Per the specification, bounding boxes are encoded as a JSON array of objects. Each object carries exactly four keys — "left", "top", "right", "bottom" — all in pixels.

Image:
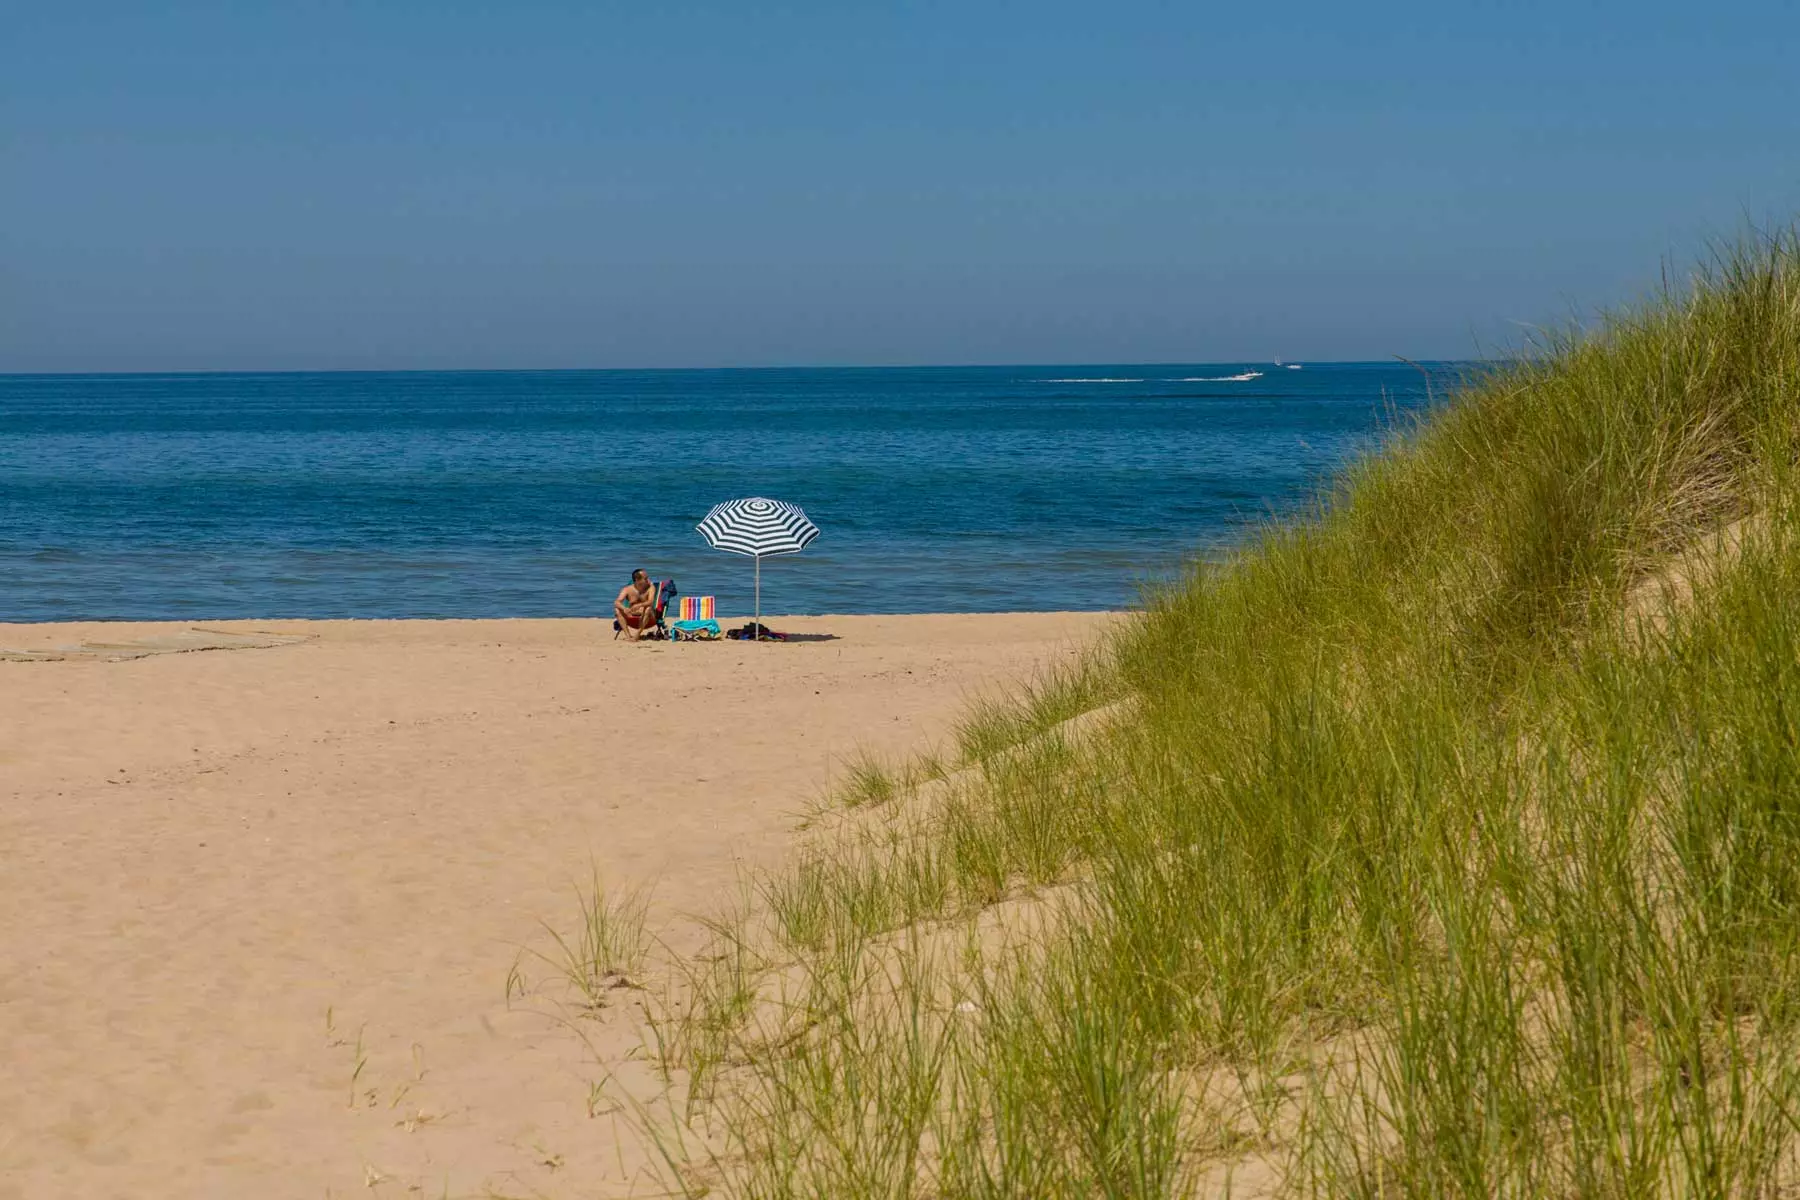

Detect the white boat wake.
[{"left": 1038, "top": 371, "right": 1266, "bottom": 384}]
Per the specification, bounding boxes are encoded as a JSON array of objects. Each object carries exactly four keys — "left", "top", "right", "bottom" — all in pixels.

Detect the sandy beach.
[{"left": 0, "top": 612, "right": 1111, "bottom": 1199}]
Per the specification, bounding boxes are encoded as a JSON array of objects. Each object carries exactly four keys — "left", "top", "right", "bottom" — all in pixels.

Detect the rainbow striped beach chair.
[{"left": 672, "top": 594, "right": 721, "bottom": 640}]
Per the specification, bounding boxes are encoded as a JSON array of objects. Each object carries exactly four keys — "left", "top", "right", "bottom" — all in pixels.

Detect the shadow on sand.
[{"left": 724, "top": 632, "right": 840, "bottom": 643}]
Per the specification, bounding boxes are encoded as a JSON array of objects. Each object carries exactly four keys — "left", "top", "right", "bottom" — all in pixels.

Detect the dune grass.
[
  {"left": 640, "top": 230, "right": 1800, "bottom": 1197},
  {"left": 521, "top": 868, "right": 652, "bottom": 1010}
]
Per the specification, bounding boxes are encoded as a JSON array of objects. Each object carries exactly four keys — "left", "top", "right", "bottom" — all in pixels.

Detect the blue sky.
[{"left": 4, "top": 2, "right": 1796, "bottom": 371}]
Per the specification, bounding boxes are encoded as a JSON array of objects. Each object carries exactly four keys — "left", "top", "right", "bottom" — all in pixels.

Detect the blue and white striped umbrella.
[
  {"left": 695, "top": 496, "right": 819, "bottom": 558},
  {"left": 695, "top": 497, "right": 820, "bottom": 636}
]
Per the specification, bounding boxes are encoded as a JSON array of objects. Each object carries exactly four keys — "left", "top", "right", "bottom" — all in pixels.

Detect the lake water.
[{"left": 0, "top": 363, "right": 1453, "bottom": 621}]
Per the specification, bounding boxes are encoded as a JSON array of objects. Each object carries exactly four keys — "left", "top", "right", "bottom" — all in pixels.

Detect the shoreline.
[
  {"left": 0, "top": 611, "right": 1112, "bottom": 1198},
  {"left": 0, "top": 612, "right": 1116, "bottom": 658},
  {"left": 0, "top": 609, "right": 1112, "bottom": 632}
]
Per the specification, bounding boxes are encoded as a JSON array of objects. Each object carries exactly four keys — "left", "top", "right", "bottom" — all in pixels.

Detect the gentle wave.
[{"left": 1040, "top": 377, "right": 1145, "bottom": 383}]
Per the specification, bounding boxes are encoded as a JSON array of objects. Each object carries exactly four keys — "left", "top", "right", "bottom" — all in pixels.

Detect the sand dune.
[{"left": 0, "top": 613, "right": 1110, "bottom": 1199}]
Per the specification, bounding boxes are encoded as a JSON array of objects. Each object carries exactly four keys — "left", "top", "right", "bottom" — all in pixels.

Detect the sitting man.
[{"left": 613, "top": 569, "right": 663, "bottom": 640}]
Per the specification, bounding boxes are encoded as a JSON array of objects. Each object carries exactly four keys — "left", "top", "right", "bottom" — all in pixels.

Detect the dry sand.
[{"left": 0, "top": 612, "right": 1111, "bottom": 1199}]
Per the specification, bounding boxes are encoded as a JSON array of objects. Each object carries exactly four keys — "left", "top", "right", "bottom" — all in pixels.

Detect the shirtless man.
[{"left": 614, "top": 569, "right": 661, "bottom": 640}]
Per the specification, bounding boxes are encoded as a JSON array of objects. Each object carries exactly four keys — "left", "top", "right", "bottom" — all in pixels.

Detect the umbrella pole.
[{"left": 754, "top": 555, "right": 761, "bottom": 641}]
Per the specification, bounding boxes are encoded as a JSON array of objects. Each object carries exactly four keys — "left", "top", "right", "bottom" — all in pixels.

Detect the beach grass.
[
  {"left": 638, "top": 229, "right": 1800, "bottom": 1196},
  {"left": 528, "top": 868, "right": 652, "bottom": 1010}
]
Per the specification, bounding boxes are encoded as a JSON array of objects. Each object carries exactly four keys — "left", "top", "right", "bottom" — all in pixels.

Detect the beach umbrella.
[{"left": 696, "top": 497, "right": 820, "bottom": 639}]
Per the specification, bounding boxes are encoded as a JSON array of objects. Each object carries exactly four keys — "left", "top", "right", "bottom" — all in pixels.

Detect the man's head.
[{"left": 631, "top": 568, "right": 648, "bottom": 586}]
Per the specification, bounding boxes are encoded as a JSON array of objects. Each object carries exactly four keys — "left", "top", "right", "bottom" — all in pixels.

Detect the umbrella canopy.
[
  {"left": 695, "top": 497, "right": 819, "bottom": 637},
  {"left": 696, "top": 497, "right": 819, "bottom": 558}
]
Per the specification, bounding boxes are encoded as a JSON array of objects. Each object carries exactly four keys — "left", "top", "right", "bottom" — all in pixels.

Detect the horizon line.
[{"left": 0, "top": 356, "right": 1501, "bottom": 379}]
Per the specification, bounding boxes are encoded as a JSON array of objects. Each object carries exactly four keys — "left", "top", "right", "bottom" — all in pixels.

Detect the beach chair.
[{"left": 670, "top": 594, "right": 719, "bottom": 641}]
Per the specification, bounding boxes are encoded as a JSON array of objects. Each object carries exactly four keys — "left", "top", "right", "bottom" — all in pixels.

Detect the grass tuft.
[{"left": 534, "top": 867, "right": 651, "bottom": 1009}]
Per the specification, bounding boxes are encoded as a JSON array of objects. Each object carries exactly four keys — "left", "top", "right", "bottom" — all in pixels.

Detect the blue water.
[{"left": 0, "top": 364, "right": 1453, "bottom": 621}]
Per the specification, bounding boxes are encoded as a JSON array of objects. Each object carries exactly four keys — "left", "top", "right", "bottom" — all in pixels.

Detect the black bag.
[{"left": 726, "top": 622, "right": 786, "bottom": 641}]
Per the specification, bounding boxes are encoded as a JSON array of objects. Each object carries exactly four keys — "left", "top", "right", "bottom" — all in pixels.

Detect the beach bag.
[{"left": 726, "top": 622, "right": 787, "bottom": 641}]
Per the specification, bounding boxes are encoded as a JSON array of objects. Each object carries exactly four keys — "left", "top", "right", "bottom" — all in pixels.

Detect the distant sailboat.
[{"left": 1274, "top": 357, "right": 1302, "bottom": 370}]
